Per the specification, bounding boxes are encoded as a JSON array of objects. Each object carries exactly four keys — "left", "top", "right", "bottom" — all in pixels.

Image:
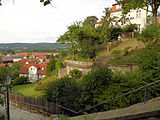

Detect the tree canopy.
[{"left": 116, "top": 0, "right": 160, "bottom": 20}]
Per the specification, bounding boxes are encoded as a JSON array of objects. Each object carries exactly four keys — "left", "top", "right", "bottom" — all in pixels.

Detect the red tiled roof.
[
  {"left": 0, "top": 63, "right": 5, "bottom": 67},
  {"left": 18, "top": 63, "right": 46, "bottom": 75},
  {"left": 18, "top": 59, "right": 40, "bottom": 65}
]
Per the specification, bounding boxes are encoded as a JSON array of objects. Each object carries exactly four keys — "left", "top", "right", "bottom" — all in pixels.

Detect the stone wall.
[
  {"left": 58, "top": 60, "right": 139, "bottom": 78},
  {"left": 109, "top": 64, "right": 139, "bottom": 74},
  {"left": 58, "top": 68, "right": 67, "bottom": 78},
  {"left": 65, "top": 60, "right": 93, "bottom": 75}
]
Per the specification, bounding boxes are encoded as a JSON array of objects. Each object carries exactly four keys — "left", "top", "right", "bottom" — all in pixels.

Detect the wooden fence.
[{"left": 9, "top": 93, "right": 58, "bottom": 117}]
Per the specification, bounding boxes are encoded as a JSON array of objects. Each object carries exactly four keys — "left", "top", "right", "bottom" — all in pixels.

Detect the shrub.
[
  {"left": 44, "top": 76, "right": 82, "bottom": 114},
  {"left": 108, "top": 27, "right": 122, "bottom": 42},
  {"left": 69, "top": 69, "right": 82, "bottom": 79},
  {"left": 81, "top": 66, "right": 112, "bottom": 110},
  {"left": 138, "top": 22, "right": 160, "bottom": 43},
  {"left": 12, "top": 76, "right": 29, "bottom": 85},
  {"left": 122, "top": 24, "right": 137, "bottom": 32}
]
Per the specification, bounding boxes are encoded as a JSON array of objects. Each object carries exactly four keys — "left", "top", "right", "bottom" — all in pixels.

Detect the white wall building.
[{"left": 96, "top": 3, "right": 147, "bottom": 32}]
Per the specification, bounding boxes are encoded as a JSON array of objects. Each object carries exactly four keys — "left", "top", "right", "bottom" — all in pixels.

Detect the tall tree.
[
  {"left": 116, "top": 0, "right": 160, "bottom": 21},
  {"left": 83, "top": 16, "right": 98, "bottom": 27},
  {"left": 57, "top": 22, "right": 81, "bottom": 60}
]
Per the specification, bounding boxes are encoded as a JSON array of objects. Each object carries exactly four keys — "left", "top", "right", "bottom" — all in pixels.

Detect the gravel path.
[{"left": 0, "top": 105, "right": 53, "bottom": 120}]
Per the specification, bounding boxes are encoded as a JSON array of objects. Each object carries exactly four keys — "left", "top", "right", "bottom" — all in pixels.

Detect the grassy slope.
[
  {"left": 97, "top": 38, "right": 144, "bottom": 59},
  {"left": 12, "top": 84, "right": 44, "bottom": 98}
]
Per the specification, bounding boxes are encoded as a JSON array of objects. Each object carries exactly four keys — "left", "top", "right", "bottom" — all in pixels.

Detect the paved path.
[
  {"left": 71, "top": 97, "right": 160, "bottom": 120},
  {"left": 0, "top": 105, "right": 53, "bottom": 120}
]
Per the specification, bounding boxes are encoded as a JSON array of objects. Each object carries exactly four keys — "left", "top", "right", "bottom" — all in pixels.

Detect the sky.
[{"left": 0, "top": 0, "right": 115, "bottom": 43}]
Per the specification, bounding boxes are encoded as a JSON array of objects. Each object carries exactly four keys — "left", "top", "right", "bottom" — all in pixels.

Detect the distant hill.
[{"left": 0, "top": 43, "right": 71, "bottom": 50}]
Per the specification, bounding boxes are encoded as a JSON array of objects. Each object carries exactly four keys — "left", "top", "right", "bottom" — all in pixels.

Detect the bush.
[
  {"left": 12, "top": 76, "right": 29, "bottom": 85},
  {"left": 69, "top": 69, "right": 82, "bottom": 79},
  {"left": 44, "top": 77, "right": 82, "bottom": 114},
  {"left": 122, "top": 24, "right": 137, "bottom": 33},
  {"left": 108, "top": 27, "right": 122, "bottom": 42},
  {"left": 81, "top": 66, "right": 112, "bottom": 110},
  {"left": 138, "top": 23, "right": 160, "bottom": 43}
]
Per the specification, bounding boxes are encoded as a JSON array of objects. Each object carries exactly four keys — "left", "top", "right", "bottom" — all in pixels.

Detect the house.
[
  {"left": 12, "top": 54, "right": 23, "bottom": 62},
  {"left": 1, "top": 55, "right": 13, "bottom": 64},
  {"left": 96, "top": 3, "right": 147, "bottom": 32},
  {"left": 18, "top": 63, "right": 46, "bottom": 82},
  {"left": 18, "top": 59, "right": 40, "bottom": 65}
]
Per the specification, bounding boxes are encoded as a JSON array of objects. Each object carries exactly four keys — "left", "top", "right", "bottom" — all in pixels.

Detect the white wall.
[{"left": 110, "top": 7, "right": 147, "bottom": 31}]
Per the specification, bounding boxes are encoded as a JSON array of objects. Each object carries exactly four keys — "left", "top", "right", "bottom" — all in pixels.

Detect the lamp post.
[{"left": 5, "top": 75, "right": 11, "bottom": 120}]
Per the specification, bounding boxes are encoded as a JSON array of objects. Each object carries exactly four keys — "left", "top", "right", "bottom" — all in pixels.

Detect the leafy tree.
[
  {"left": 46, "top": 55, "right": 57, "bottom": 76},
  {"left": 116, "top": 0, "right": 160, "bottom": 21},
  {"left": 83, "top": 16, "right": 98, "bottom": 28},
  {"left": 100, "top": 8, "right": 120, "bottom": 43},
  {"left": 57, "top": 22, "right": 81, "bottom": 60},
  {"left": 77, "top": 26, "right": 100, "bottom": 61}
]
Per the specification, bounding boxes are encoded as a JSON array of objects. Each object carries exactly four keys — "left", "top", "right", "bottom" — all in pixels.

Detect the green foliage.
[
  {"left": 69, "top": 69, "right": 82, "bottom": 79},
  {"left": 12, "top": 76, "right": 29, "bottom": 85},
  {"left": 111, "top": 50, "right": 121, "bottom": 57},
  {"left": 44, "top": 77, "right": 82, "bottom": 113},
  {"left": 46, "top": 55, "right": 57, "bottom": 76},
  {"left": 118, "top": 0, "right": 159, "bottom": 20},
  {"left": 138, "top": 23, "right": 160, "bottom": 43},
  {"left": 122, "top": 24, "right": 137, "bottom": 33},
  {"left": 83, "top": 16, "right": 98, "bottom": 27},
  {"left": 81, "top": 67, "right": 112, "bottom": 109},
  {"left": 34, "top": 75, "right": 57, "bottom": 91},
  {"left": 55, "top": 60, "right": 64, "bottom": 75},
  {"left": 77, "top": 26, "right": 100, "bottom": 60}
]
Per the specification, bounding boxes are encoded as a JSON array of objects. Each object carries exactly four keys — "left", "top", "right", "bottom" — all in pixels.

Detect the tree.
[
  {"left": 116, "top": 0, "right": 160, "bottom": 21},
  {"left": 83, "top": 16, "right": 98, "bottom": 28},
  {"left": 57, "top": 22, "right": 81, "bottom": 60},
  {"left": 46, "top": 55, "right": 57, "bottom": 76}
]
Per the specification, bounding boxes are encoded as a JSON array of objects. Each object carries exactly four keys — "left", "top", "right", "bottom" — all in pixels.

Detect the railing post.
[
  {"left": 58, "top": 106, "right": 60, "bottom": 118},
  {"left": 110, "top": 101, "right": 112, "bottom": 110},
  {"left": 144, "top": 89, "right": 147, "bottom": 104}
]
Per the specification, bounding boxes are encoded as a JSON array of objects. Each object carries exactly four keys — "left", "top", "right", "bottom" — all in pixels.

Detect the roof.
[
  {"left": 1, "top": 56, "right": 13, "bottom": 62},
  {"left": 18, "top": 59, "right": 40, "bottom": 65},
  {"left": 0, "top": 63, "right": 5, "bottom": 67},
  {"left": 18, "top": 63, "right": 46, "bottom": 75}
]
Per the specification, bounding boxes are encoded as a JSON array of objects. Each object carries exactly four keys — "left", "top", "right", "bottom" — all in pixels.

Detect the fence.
[
  {"left": 9, "top": 93, "right": 57, "bottom": 117},
  {"left": 9, "top": 79, "right": 160, "bottom": 118}
]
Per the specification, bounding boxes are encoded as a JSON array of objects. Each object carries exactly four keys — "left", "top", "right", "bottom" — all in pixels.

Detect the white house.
[
  {"left": 96, "top": 3, "right": 147, "bottom": 32},
  {"left": 18, "top": 63, "right": 46, "bottom": 82}
]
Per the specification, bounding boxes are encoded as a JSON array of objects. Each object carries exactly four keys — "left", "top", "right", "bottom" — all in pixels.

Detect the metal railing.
[
  {"left": 57, "top": 79, "right": 160, "bottom": 115},
  {"left": 9, "top": 79, "right": 160, "bottom": 117}
]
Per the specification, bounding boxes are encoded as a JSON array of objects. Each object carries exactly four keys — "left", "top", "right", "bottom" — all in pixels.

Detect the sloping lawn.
[{"left": 11, "top": 84, "right": 44, "bottom": 98}]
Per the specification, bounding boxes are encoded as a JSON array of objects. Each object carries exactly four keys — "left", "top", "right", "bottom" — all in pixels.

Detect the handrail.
[
  {"left": 58, "top": 79, "right": 160, "bottom": 114},
  {"left": 9, "top": 79, "right": 160, "bottom": 115}
]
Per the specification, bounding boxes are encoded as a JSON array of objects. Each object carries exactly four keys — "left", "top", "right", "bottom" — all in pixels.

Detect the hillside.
[{"left": 0, "top": 43, "right": 70, "bottom": 50}]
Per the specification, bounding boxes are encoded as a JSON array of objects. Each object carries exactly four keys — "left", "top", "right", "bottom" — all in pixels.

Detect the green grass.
[{"left": 12, "top": 84, "right": 44, "bottom": 98}]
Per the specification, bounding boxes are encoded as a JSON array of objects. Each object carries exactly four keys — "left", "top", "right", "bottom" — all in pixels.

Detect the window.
[
  {"left": 137, "top": 24, "right": 141, "bottom": 31},
  {"left": 136, "top": 10, "right": 141, "bottom": 19}
]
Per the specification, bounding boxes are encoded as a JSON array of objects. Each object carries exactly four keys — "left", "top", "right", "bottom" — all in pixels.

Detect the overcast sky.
[{"left": 0, "top": 0, "right": 115, "bottom": 43}]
